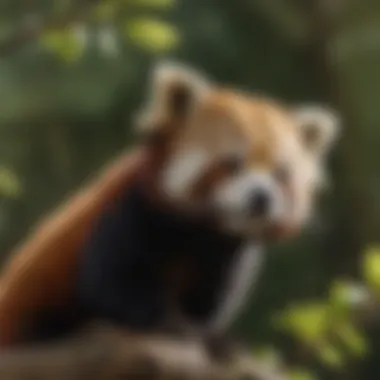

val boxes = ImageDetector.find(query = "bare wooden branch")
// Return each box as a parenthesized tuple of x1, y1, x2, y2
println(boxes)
(0, 326, 285, 380)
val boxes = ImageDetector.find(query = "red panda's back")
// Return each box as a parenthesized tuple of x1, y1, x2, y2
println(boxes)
(0, 148, 147, 346)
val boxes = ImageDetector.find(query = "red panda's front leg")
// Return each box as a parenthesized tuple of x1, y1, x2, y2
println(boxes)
(0, 147, 148, 347)
(192, 242, 265, 361)
(208, 242, 264, 333)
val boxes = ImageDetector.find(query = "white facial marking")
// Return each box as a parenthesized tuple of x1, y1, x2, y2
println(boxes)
(212, 171, 287, 232)
(162, 149, 210, 198)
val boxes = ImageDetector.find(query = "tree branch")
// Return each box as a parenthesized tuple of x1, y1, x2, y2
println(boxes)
(0, 325, 286, 380)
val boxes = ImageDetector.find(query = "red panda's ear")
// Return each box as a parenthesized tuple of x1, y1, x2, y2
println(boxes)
(293, 105, 341, 158)
(135, 61, 212, 139)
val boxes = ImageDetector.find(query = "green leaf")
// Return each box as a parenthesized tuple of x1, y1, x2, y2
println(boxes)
(336, 322, 368, 358)
(287, 368, 317, 380)
(363, 246, 380, 294)
(97, 26, 119, 58)
(252, 346, 282, 368)
(330, 280, 370, 311)
(0, 167, 21, 198)
(276, 303, 329, 344)
(317, 342, 345, 370)
(94, 0, 117, 21)
(131, 0, 175, 8)
(40, 26, 87, 63)
(125, 17, 179, 53)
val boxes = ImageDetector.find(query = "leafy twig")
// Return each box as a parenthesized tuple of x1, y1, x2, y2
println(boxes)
(0, 0, 101, 57)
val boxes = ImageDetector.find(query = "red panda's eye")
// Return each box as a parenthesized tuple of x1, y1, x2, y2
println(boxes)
(222, 155, 244, 174)
(274, 165, 290, 183)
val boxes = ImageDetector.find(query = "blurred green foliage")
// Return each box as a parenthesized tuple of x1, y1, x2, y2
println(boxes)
(0, 0, 379, 378)
(364, 247, 380, 294)
(40, 0, 179, 61)
(0, 166, 21, 198)
(125, 18, 179, 52)
(252, 246, 380, 378)
(41, 27, 87, 63)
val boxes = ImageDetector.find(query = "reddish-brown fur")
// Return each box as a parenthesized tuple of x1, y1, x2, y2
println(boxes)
(0, 79, 326, 346)
(0, 147, 148, 346)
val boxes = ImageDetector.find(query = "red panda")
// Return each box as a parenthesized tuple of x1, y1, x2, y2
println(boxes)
(0, 62, 340, 347)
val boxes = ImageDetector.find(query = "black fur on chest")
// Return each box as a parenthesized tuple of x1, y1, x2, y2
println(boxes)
(26, 182, 243, 343)
(112, 184, 243, 309)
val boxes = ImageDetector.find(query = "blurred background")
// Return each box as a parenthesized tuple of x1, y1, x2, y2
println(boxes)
(0, 0, 379, 378)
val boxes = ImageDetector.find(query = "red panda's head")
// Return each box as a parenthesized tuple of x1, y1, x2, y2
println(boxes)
(135, 62, 340, 240)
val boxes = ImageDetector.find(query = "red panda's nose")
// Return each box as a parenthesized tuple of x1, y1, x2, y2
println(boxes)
(248, 189, 271, 218)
